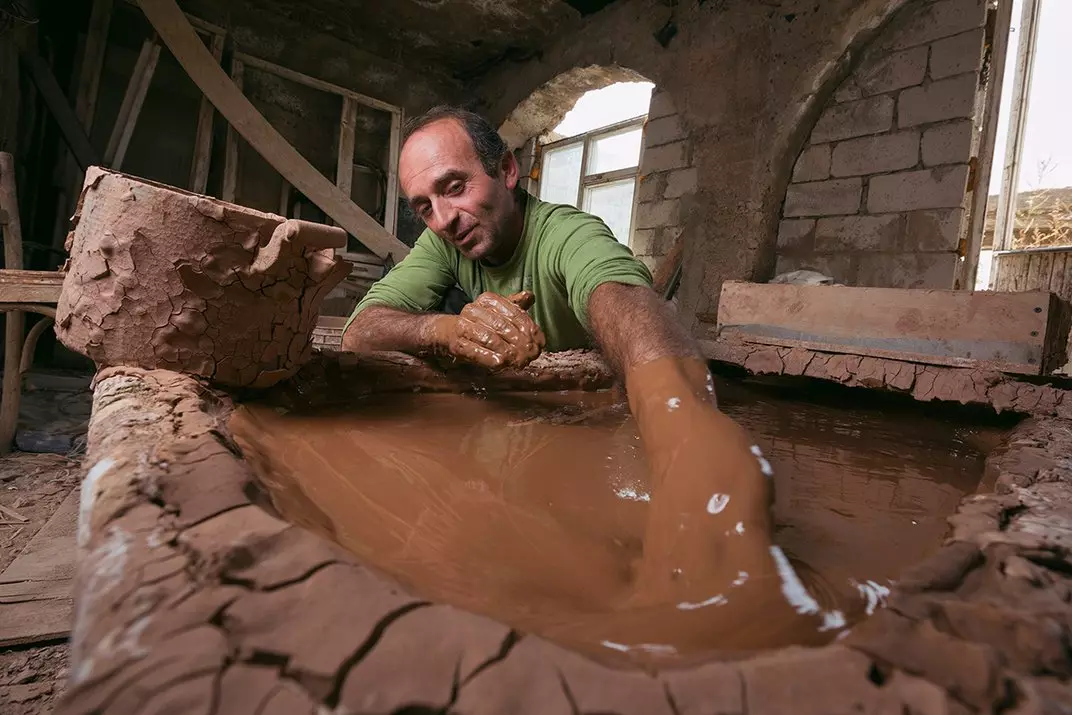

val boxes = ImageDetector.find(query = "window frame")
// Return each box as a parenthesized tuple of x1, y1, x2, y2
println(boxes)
(537, 114, 647, 245)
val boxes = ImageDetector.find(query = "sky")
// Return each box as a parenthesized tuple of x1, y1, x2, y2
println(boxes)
(989, 0, 1072, 195)
(554, 82, 654, 137)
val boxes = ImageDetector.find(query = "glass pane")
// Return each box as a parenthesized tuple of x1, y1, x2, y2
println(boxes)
(586, 126, 643, 175)
(583, 179, 637, 244)
(540, 143, 583, 207)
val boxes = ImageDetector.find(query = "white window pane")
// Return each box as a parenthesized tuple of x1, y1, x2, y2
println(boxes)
(540, 143, 583, 206)
(586, 126, 643, 175)
(583, 179, 636, 244)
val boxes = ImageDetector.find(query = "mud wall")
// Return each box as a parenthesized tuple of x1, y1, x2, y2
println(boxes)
(475, 0, 990, 330)
(776, 0, 989, 289)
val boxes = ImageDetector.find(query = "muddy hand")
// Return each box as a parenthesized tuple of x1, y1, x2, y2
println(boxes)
(624, 357, 775, 605)
(431, 291, 545, 371)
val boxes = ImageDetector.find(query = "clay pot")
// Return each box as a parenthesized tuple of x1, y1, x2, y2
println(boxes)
(56, 167, 351, 388)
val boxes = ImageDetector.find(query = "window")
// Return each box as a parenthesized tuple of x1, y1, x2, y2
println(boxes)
(538, 117, 645, 244)
(535, 81, 653, 246)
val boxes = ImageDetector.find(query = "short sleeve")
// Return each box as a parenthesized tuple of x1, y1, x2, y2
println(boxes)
(554, 212, 654, 328)
(344, 230, 457, 331)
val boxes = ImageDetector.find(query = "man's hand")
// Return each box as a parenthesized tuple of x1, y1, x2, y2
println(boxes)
(429, 291, 545, 370)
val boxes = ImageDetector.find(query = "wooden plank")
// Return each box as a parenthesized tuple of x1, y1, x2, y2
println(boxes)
(18, 52, 101, 170)
(716, 281, 1061, 374)
(0, 153, 24, 456)
(336, 97, 357, 199)
(384, 108, 402, 236)
(138, 0, 409, 261)
(104, 38, 162, 170)
(0, 488, 78, 646)
(0, 269, 65, 303)
(189, 31, 225, 194)
(75, 0, 113, 134)
(232, 51, 400, 114)
(1050, 252, 1069, 300)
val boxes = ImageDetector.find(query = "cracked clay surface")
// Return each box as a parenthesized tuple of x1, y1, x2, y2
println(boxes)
(55, 168, 351, 389)
(710, 337, 1072, 417)
(61, 352, 1072, 714)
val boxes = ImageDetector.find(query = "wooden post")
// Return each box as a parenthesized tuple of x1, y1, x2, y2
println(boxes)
(336, 97, 357, 200)
(221, 58, 244, 204)
(104, 37, 162, 170)
(188, 31, 224, 193)
(384, 109, 402, 235)
(0, 152, 25, 454)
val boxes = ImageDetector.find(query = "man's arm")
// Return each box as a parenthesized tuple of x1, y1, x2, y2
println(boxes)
(342, 306, 444, 355)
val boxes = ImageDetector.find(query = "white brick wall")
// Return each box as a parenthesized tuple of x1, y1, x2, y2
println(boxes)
(776, 0, 987, 289)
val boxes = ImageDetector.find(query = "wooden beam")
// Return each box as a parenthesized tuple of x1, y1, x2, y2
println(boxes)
(992, 0, 1043, 256)
(336, 97, 357, 200)
(75, 0, 113, 134)
(384, 108, 402, 236)
(963, 0, 1014, 289)
(104, 37, 162, 170)
(233, 51, 400, 115)
(0, 153, 23, 456)
(189, 31, 224, 194)
(221, 58, 243, 204)
(0, 270, 65, 303)
(136, 0, 409, 261)
(713, 281, 1069, 375)
(18, 52, 101, 170)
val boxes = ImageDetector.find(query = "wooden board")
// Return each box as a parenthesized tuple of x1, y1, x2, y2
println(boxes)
(714, 281, 1069, 375)
(0, 270, 64, 304)
(137, 0, 410, 263)
(0, 488, 78, 647)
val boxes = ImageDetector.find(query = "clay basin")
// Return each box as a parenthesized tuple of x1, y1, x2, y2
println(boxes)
(63, 348, 1072, 714)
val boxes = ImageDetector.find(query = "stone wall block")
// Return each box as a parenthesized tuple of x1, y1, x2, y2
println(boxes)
(637, 173, 665, 203)
(888, 0, 988, 50)
(905, 208, 964, 251)
(784, 178, 863, 217)
(898, 73, 978, 127)
(645, 114, 686, 147)
(647, 91, 676, 119)
(856, 252, 958, 289)
(857, 46, 928, 96)
(922, 120, 974, 167)
(777, 219, 816, 252)
(929, 28, 986, 80)
(867, 165, 969, 213)
(830, 131, 920, 177)
(664, 168, 698, 198)
(635, 199, 680, 230)
(792, 145, 832, 182)
(641, 141, 689, 174)
(811, 96, 894, 143)
(814, 214, 905, 251)
(631, 228, 657, 255)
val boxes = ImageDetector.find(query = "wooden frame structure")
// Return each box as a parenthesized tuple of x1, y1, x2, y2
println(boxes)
(224, 51, 403, 245)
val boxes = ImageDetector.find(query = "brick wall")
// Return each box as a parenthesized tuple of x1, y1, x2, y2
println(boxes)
(775, 0, 988, 289)
(631, 88, 697, 273)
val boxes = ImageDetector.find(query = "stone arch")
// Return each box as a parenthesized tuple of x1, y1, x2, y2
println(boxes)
(497, 65, 649, 150)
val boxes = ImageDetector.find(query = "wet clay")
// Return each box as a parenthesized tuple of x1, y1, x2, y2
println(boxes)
(429, 291, 546, 370)
(230, 377, 992, 665)
(55, 168, 351, 388)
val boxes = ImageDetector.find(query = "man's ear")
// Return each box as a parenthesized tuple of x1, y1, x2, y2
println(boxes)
(501, 150, 520, 191)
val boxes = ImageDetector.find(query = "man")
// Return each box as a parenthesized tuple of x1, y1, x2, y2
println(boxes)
(342, 107, 812, 619)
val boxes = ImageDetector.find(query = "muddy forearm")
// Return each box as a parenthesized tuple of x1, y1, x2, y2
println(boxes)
(342, 305, 444, 355)
(587, 282, 702, 378)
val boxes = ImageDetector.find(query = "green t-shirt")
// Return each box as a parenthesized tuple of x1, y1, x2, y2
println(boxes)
(346, 193, 653, 351)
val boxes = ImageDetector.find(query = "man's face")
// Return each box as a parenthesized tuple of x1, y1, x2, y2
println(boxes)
(400, 118, 519, 261)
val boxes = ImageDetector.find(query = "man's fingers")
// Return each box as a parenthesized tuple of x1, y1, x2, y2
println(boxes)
(463, 305, 534, 348)
(450, 336, 506, 370)
(507, 290, 535, 311)
(456, 317, 514, 357)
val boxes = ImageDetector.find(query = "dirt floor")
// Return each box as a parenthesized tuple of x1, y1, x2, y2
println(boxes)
(0, 412, 84, 714)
